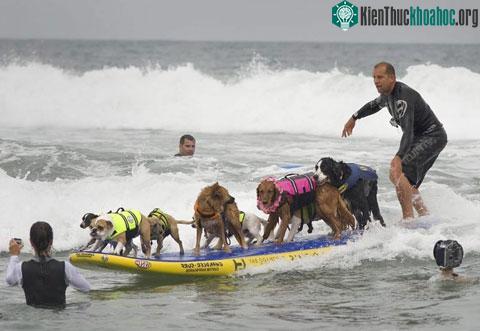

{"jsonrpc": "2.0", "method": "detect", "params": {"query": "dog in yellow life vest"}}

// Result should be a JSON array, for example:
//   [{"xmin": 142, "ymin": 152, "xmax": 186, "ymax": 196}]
[
  {"xmin": 88, "ymin": 209, "xmax": 156, "ymax": 258},
  {"xmin": 147, "ymin": 208, "xmax": 194, "ymax": 256}
]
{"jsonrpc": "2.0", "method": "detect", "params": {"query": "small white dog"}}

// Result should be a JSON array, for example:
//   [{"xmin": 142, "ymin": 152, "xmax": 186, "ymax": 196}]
[{"xmin": 203, "ymin": 212, "xmax": 274, "ymax": 249}]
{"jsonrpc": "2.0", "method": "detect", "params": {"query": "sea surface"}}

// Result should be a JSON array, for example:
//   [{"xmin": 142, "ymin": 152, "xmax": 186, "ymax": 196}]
[{"xmin": 0, "ymin": 40, "xmax": 479, "ymax": 330}]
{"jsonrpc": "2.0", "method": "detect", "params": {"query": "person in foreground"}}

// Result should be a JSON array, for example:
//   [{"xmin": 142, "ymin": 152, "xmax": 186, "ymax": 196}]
[
  {"xmin": 5, "ymin": 221, "xmax": 90, "ymax": 308},
  {"xmin": 175, "ymin": 134, "xmax": 196, "ymax": 156},
  {"xmin": 342, "ymin": 62, "xmax": 447, "ymax": 220}
]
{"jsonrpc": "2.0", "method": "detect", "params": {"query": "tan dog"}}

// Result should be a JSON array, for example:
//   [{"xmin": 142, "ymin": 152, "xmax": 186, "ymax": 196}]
[
  {"xmin": 193, "ymin": 183, "xmax": 248, "ymax": 255},
  {"xmin": 89, "ymin": 209, "xmax": 155, "ymax": 258},
  {"xmin": 148, "ymin": 208, "xmax": 194, "ymax": 256},
  {"xmin": 257, "ymin": 179, "xmax": 355, "ymax": 242}
]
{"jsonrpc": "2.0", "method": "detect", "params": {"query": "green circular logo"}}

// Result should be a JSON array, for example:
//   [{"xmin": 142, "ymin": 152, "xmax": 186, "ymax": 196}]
[{"xmin": 332, "ymin": 1, "xmax": 358, "ymax": 31}]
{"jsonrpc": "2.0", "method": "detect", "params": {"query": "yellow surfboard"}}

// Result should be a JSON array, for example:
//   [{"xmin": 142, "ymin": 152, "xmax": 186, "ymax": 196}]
[{"xmin": 70, "ymin": 234, "xmax": 351, "ymax": 276}]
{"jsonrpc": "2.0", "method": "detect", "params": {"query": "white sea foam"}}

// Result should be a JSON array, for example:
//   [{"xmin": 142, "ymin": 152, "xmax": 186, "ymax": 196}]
[
  {"xmin": 0, "ymin": 62, "xmax": 478, "ymax": 139},
  {"xmin": 1, "ymin": 164, "xmax": 479, "ymax": 273}
]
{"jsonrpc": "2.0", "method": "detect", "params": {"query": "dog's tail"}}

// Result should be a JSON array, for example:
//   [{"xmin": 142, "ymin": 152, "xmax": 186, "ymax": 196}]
[
  {"xmin": 176, "ymin": 220, "xmax": 195, "ymax": 225},
  {"xmin": 338, "ymin": 196, "xmax": 356, "ymax": 230}
]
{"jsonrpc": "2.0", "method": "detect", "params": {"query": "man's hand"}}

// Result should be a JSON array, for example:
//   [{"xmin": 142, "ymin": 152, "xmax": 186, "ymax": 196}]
[
  {"xmin": 9, "ymin": 239, "xmax": 23, "ymax": 256},
  {"xmin": 342, "ymin": 117, "xmax": 356, "ymax": 137}
]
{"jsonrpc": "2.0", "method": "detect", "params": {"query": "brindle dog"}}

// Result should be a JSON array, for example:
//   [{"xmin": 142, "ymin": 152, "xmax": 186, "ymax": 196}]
[{"xmin": 193, "ymin": 182, "xmax": 248, "ymax": 255}]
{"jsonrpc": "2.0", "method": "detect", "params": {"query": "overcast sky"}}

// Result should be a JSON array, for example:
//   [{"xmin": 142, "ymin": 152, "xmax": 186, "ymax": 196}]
[{"xmin": 0, "ymin": 0, "xmax": 478, "ymax": 43}]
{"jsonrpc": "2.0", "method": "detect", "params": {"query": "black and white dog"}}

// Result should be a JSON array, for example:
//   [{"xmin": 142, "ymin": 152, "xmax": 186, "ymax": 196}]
[{"xmin": 314, "ymin": 157, "xmax": 385, "ymax": 229}]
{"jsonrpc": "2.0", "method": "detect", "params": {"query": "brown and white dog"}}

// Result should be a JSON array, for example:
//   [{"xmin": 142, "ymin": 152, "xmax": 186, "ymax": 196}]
[
  {"xmin": 79, "ymin": 212, "xmax": 138, "ymax": 256},
  {"xmin": 88, "ymin": 209, "xmax": 155, "ymax": 258},
  {"xmin": 193, "ymin": 183, "xmax": 248, "ymax": 254},
  {"xmin": 257, "ymin": 176, "xmax": 355, "ymax": 243},
  {"xmin": 147, "ymin": 208, "xmax": 194, "ymax": 256}
]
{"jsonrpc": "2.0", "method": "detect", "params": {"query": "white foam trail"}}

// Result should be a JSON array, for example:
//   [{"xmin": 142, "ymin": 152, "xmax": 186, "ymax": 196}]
[{"xmin": 0, "ymin": 62, "xmax": 478, "ymax": 139}]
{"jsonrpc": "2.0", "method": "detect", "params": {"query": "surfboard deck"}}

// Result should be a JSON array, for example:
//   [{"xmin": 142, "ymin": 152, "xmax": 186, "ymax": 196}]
[
  {"xmin": 398, "ymin": 217, "xmax": 439, "ymax": 230},
  {"xmin": 70, "ymin": 233, "xmax": 355, "ymax": 276}
]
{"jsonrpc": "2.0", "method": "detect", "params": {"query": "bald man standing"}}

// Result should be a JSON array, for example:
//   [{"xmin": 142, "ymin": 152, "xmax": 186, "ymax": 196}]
[{"xmin": 342, "ymin": 62, "xmax": 447, "ymax": 221}]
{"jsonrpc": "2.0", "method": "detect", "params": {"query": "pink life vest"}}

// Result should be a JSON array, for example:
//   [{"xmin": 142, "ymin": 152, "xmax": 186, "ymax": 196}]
[
  {"xmin": 277, "ymin": 174, "xmax": 317, "ymax": 197},
  {"xmin": 257, "ymin": 174, "xmax": 317, "ymax": 214}
]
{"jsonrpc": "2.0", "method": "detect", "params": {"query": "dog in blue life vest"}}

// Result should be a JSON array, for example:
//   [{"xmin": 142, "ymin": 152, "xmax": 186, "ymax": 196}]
[{"xmin": 314, "ymin": 157, "xmax": 385, "ymax": 229}]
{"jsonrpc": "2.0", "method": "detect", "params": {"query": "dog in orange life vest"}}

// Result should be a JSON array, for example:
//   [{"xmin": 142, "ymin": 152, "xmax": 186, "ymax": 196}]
[
  {"xmin": 193, "ymin": 183, "xmax": 248, "ymax": 255},
  {"xmin": 257, "ymin": 174, "xmax": 355, "ymax": 243}
]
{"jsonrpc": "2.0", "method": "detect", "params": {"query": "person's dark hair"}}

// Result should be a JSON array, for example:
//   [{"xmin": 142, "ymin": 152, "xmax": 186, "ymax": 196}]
[
  {"xmin": 374, "ymin": 62, "xmax": 396, "ymax": 77},
  {"xmin": 179, "ymin": 134, "xmax": 195, "ymax": 145},
  {"xmin": 30, "ymin": 221, "xmax": 53, "ymax": 258}
]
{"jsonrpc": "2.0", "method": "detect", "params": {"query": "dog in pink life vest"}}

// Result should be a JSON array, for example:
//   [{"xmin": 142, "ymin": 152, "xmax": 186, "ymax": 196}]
[{"xmin": 256, "ymin": 173, "xmax": 355, "ymax": 243}]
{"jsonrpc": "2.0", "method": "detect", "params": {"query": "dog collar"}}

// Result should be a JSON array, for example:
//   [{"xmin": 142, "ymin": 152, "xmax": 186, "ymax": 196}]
[{"xmin": 194, "ymin": 202, "xmax": 220, "ymax": 220}]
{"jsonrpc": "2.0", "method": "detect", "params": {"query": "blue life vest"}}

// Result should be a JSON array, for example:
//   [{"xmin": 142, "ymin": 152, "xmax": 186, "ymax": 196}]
[{"xmin": 338, "ymin": 163, "xmax": 378, "ymax": 193}]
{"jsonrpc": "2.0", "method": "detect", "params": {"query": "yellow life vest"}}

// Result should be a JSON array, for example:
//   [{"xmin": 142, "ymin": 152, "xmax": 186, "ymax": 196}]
[
  {"xmin": 108, "ymin": 209, "xmax": 142, "ymax": 239},
  {"xmin": 239, "ymin": 211, "xmax": 245, "ymax": 223},
  {"xmin": 148, "ymin": 208, "xmax": 170, "ymax": 231}
]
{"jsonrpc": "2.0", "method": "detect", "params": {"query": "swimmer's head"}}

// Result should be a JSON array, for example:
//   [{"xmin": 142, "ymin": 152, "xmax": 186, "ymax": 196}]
[{"xmin": 433, "ymin": 240, "xmax": 463, "ymax": 269}]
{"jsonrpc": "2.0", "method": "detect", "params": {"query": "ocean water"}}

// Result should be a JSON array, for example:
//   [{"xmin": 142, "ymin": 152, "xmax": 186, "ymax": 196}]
[{"xmin": 0, "ymin": 40, "xmax": 479, "ymax": 330}]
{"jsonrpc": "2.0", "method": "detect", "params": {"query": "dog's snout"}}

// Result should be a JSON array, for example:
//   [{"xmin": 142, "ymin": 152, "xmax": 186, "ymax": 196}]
[{"xmin": 80, "ymin": 222, "xmax": 87, "ymax": 229}]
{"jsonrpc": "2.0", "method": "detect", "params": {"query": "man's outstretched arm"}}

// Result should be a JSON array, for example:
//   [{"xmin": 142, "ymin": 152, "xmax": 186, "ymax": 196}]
[{"xmin": 342, "ymin": 96, "xmax": 386, "ymax": 137}]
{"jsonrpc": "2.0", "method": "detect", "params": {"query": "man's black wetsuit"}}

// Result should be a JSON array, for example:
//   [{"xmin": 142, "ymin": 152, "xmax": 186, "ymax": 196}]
[{"xmin": 352, "ymin": 81, "xmax": 447, "ymax": 188}]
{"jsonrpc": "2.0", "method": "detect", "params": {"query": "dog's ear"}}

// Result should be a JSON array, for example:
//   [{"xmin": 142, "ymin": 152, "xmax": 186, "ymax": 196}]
[
  {"xmin": 340, "ymin": 161, "xmax": 352, "ymax": 178},
  {"xmin": 272, "ymin": 185, "xmax": 278, "ymax": 203},
  {"xmin": 329, "ymin": 162, "xmax": 344, "ymax": 185},
  {"xmin": 105, "ymin": 220, "xmax": 114, "ymax": 229}
]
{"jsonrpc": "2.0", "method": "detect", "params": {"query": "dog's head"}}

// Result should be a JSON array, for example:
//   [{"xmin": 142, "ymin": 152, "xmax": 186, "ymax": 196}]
[
  {"xmin": 256, "ymin": 180, "xmax": 279, "ymax": 207},
  {"xmin": 314, "ymin": 157, "xmax": 344, "ymax": 186},
  {"xmin": 195, "ymin": 182, "xmax": 231, "ymax": 216},
  {"xmin": 206, "ymin": 182, "xmax": 231, "ymax": 211},
  {"xmin": 80, "ymin": 213, "xmax": 99, "ymax": 229},
  {"xmin": 89, "ymin": 217, "xmax": 115, "ymax": 240}
]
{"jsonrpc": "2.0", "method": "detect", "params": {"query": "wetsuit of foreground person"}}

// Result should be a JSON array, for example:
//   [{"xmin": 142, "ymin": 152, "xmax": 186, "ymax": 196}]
[
  {"xmin": 342, "ymin": 62, "xmax": 447, "ymax": 220},
  {"xmin": 5, "ymin": 221, "xmax": 90, "ymax": 308},
  {"xmin": 175, "ymin": 134, "xmax": 196, "ymax": 156}
]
